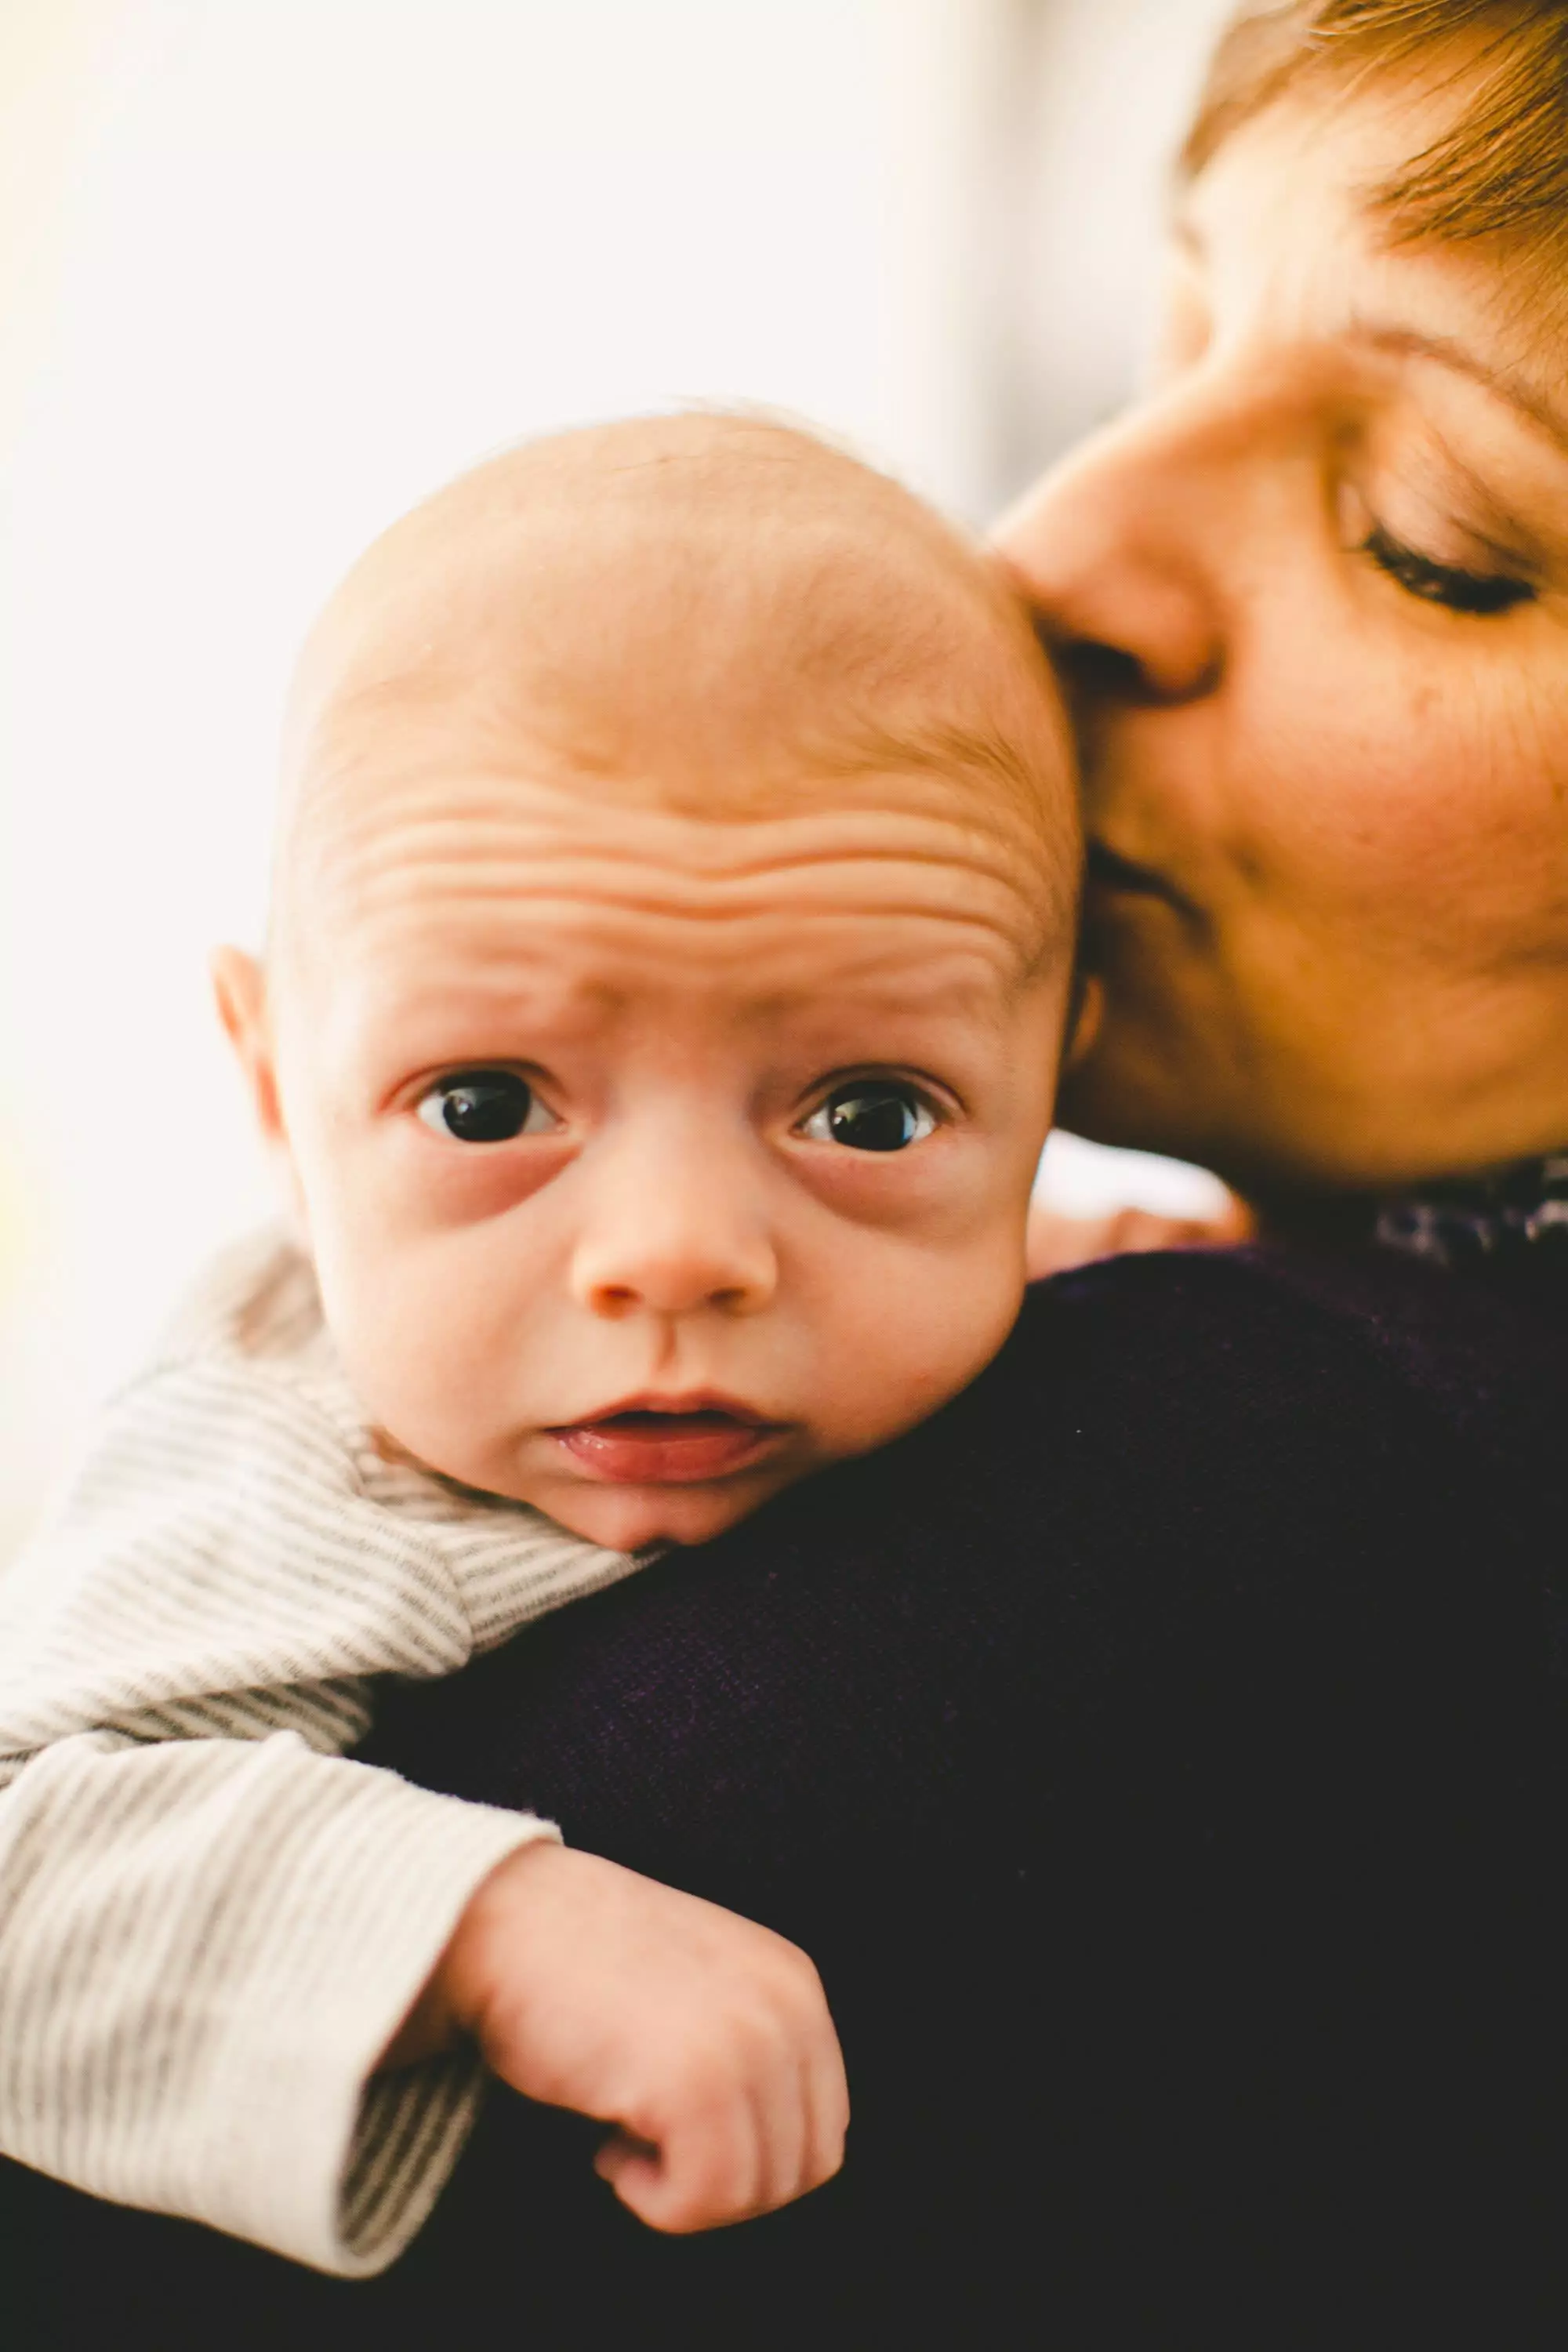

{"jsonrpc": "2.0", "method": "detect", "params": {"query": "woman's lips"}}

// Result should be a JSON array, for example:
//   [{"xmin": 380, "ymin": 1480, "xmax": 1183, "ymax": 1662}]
[
  {"xmin": 549, "ymin": 1407, "xmax": 788, "ymax": 1486},
  {"xmin": 1085, "ymin": 837, "xmax": 1196, "ymax": 915}
]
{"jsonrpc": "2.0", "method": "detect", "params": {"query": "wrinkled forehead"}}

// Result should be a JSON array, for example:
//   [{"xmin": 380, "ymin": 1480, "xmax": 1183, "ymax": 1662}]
[
  {"xmin": 281, "ymin": 775, "xmax": 1068, "ymax": 1102},
  {"xmin": 275, "ymin": 695, "xmax": 1075, "ymax": 1021},
  {"xmin": 270, "ymin": 421, "xmax": 1080, "ymax": 1023},
  {"xmin": 273, "ymin": 721, "xmax": 1073, "ymax": 1051}
]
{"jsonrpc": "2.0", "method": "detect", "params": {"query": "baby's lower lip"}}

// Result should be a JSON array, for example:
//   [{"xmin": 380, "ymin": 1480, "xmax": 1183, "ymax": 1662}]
[{"xmin": 549, "ymin": 1411, "xmax": 786, "ymax": 1486}]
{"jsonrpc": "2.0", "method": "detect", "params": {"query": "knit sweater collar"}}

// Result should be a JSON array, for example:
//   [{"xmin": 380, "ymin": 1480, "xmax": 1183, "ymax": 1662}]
[{"xmin": 1374, "ymin": 1154, "xmax": 1568, "ymax": 1270}]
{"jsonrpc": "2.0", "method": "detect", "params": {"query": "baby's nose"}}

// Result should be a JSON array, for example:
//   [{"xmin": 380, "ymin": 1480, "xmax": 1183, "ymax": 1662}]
[{"xmin": 568, "ymin": 1152, "xmax": 778, "ymax": 1321}]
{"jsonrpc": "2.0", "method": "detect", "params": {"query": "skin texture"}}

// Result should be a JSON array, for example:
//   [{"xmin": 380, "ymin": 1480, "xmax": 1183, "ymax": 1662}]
[
  {"xmin": 997, "ymin": 78, "xmax": 1568, "ymax": 1198},
  {"xmin": 215, "ymin": 413, "xmax": 1079, "ymax": 2231}
]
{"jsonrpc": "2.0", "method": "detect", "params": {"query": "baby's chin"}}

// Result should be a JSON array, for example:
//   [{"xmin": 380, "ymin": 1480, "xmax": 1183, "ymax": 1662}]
[
  {"xmin": 369, "ymin": 1421, "xmax": 808, "ymax": 1550},
  {"xmin": 534, "ymin": 1464, "xmax": 804, "ymax": 1553}
]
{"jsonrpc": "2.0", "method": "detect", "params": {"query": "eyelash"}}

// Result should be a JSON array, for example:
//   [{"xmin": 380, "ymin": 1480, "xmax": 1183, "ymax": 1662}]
[
  {"xmin": 798, "ymin": 1070, "xmax": 953, "ymax": 1121},
  {"xmin": 1359, "ymin": 523, "xmax": 1536, "ymax": 617}
]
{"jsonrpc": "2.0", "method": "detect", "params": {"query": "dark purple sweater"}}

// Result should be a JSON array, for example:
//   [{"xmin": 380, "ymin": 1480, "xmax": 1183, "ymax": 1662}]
[{"xmin": 9, "ymin": 1239, "xmax": 1568, "ymax": 2345}]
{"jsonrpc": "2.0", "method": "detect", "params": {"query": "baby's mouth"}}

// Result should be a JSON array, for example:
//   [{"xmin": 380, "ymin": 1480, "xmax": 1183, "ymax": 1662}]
[{"xmin": 547, "ymin": 1400, "xmax": 788, "ymax": 1486}]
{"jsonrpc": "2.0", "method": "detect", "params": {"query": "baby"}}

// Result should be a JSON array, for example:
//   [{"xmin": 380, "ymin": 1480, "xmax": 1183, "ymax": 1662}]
[{"xmin": 0, "ymin": 414, "xmax": 1083, "ymax": 2274}]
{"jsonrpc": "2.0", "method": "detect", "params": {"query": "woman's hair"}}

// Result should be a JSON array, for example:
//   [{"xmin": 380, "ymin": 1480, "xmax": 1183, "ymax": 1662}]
[{"xmin": 1185, "ymin": 2, "xmax": 1568, "ymax": 252}]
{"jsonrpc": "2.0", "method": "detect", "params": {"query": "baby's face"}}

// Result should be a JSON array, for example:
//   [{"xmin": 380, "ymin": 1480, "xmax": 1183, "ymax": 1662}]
[
  {"xmin": 227, "ymin": 417, "xmax": 1080, "ymax": 1549},
  {"xmin": 255, "ymin": 739, "xmax": 1067, "ymax": 1552}
]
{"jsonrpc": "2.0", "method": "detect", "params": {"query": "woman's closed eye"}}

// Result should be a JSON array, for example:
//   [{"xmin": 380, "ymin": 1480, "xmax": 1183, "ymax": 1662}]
[
  {"xmin": 1359, "ymin": 521, "xmax": 1537, "ymax": 617},
  {"xmin": 798, "ymin": 1081, "xmax": 938, "ymax": 1154},
  {"xmin": 416, "ymin": 1069, "xmax": 559, "ymax": 1144}
]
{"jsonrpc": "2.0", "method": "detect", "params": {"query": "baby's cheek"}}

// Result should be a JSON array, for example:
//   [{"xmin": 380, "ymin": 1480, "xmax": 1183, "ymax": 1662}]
[
  {"xmin": 389, "ymin": 1131, "xmax": 577, "ymax": 1227},
  {"xmin": 800, "ymin": 1137, "xmax": 1006, "ymax": 1238},
  {"xmin": 318, "ymin": 1258, "xmax": 510, "ymax": 1486},
  {"xmin": 810, "ymin": 1232, "xmax": 1027, "ymax": 1455}
]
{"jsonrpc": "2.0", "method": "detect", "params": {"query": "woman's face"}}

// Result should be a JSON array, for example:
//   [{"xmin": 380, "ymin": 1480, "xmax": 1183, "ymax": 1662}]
[{"xmin": 996, "ymin": 81, "xmax": 1568, "ymax": 1193}]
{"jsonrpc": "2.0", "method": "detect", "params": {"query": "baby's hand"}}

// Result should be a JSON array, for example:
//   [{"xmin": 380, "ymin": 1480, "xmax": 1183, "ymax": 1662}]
[
  {"xmin": 387, "ymin": 1843, "xmax": 848, "ymax": 2233},
  {"xmin": 1026, "ymin": 1192, "xmax": 1254, "ymax": 1280}
]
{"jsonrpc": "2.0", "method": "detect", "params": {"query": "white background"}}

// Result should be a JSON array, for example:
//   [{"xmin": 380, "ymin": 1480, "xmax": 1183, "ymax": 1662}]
[{"xmin": 0, "ymin": 0, "xmax": 1235, "ymax": 1556}]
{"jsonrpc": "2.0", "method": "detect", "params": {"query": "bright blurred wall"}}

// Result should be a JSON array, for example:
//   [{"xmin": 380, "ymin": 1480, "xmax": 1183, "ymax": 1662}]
[{"xmin": 0, "ymin": 0, "xmax": 1236, "ymax": 1556}]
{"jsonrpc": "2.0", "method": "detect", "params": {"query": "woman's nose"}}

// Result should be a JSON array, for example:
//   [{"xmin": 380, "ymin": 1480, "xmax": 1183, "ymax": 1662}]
[
  {"xmin": 568, "ymin": 1138, "xmax": 779, "ymax": 1321},
  {"xmin": 993, "ymin": 394, "xmax": 1229, "ymax": 709}
]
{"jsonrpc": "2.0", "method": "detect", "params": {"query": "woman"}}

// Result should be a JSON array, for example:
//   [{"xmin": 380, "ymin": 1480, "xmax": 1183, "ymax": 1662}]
[
  {"xmin": 12, "ymin": 3, "xmax": 1568, "ymax": 2339},
  {"xmin": 1017, "ymin": 0, "xmax": 1568, "ymax": 1211}
]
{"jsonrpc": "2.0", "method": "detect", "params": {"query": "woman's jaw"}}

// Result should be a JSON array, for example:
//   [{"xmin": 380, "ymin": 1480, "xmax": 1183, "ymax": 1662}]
[{"xmin": 997, "ymin": 77, "xmax": 1568, "ymax": 1198}]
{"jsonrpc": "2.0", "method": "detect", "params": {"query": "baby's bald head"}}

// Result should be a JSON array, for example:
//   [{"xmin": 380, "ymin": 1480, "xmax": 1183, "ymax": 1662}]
[{"xmin": 274, "ymin": 412, "xmax": 1078, "ymax": 985}]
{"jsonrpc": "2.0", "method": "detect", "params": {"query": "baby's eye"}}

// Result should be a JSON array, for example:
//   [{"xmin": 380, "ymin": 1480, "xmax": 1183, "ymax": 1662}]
[
  {"xmin": 416, "ymin": 1069, "xmax": 556, "ymax": 1144},
  {"xmin": 800, "ymin": 1082, "xmax": 937, "ymax": 1153}
]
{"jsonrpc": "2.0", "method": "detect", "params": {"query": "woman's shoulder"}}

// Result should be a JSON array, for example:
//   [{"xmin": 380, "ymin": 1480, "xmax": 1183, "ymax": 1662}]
[{"xmin": 997, "ymin": 1236, "xmax": 1568, "ymax": 1513}]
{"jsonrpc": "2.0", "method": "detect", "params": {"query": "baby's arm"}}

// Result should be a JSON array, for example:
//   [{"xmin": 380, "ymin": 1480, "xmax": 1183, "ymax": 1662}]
[
  {"xmin": 0, "ymin": 1730, "xmax": 535, "ymax": 2270},
  {"xmin": 0, "ymin": 1342, "xmax": 844, "ymax": 2269},
  {"xmin": 0, "ymin": 1349, "xmax": 564, "ymax": 2271}
]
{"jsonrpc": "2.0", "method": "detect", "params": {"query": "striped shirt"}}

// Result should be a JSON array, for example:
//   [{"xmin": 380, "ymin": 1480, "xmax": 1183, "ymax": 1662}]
[{"xmin": 0, "ymin": 1227, "xmax": 645, "ymax": 2274}]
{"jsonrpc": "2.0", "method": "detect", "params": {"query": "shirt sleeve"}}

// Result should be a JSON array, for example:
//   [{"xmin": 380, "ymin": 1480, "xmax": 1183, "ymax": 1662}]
[{"xmin": 0, "ymin": 1342, "xmax": 632, "ymax": 2275}]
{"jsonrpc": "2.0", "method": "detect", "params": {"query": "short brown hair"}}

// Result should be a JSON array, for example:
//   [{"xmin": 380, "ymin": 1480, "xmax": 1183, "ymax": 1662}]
[{"xmin": 1183, "ymin": 2, "xmax": 1568, "ymax": 253}]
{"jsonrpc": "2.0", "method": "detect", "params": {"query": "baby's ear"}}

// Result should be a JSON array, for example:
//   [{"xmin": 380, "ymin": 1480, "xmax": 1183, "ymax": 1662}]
[
  {"xmin": 210, "ymin": 946, "xmax": 287, "ymax": 1151},
  {"xmin": 1062, "ymin": 972, "xmax": 1104, "ymax": 1075}
]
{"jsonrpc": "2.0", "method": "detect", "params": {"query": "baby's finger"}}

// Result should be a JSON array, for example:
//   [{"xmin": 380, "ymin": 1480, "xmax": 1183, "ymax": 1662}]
[
  {"xmin": 671, "ymin": 2090, "xmax": 767, "ymax": 2230},
  {"xmin": 746, "ymin": 2054, "xmax": 809, "ymax": 2219},
  {"xmin": 593, "ymin": 2128, "xmax": 658, "ymax": 2204},
  {"xmin": 604, "ymin": 2095, "xmax": 760, "ymax": 2234},
  {"xmin": 593, "ymin": 2125, "xmax": 655, "ymax": 2177},
  {"xmin": 801, "ymin": 2027, "xmax": 851, "ymax": 2199}
]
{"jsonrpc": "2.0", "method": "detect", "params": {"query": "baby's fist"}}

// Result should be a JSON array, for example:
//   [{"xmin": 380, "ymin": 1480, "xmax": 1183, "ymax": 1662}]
[{"xmin": 424, "ymin": 1843, "xmax": 848, "ymax": 2232}]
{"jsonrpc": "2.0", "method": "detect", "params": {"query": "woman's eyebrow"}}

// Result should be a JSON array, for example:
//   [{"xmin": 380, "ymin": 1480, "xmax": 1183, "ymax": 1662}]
[
  {"xmin": 1346, "ymin": 320, "xmax": 1568, "ymax": 456},
  {"xmin": 1162, "ymin": 210, "xmax": 1568, "ymax": 457}
]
